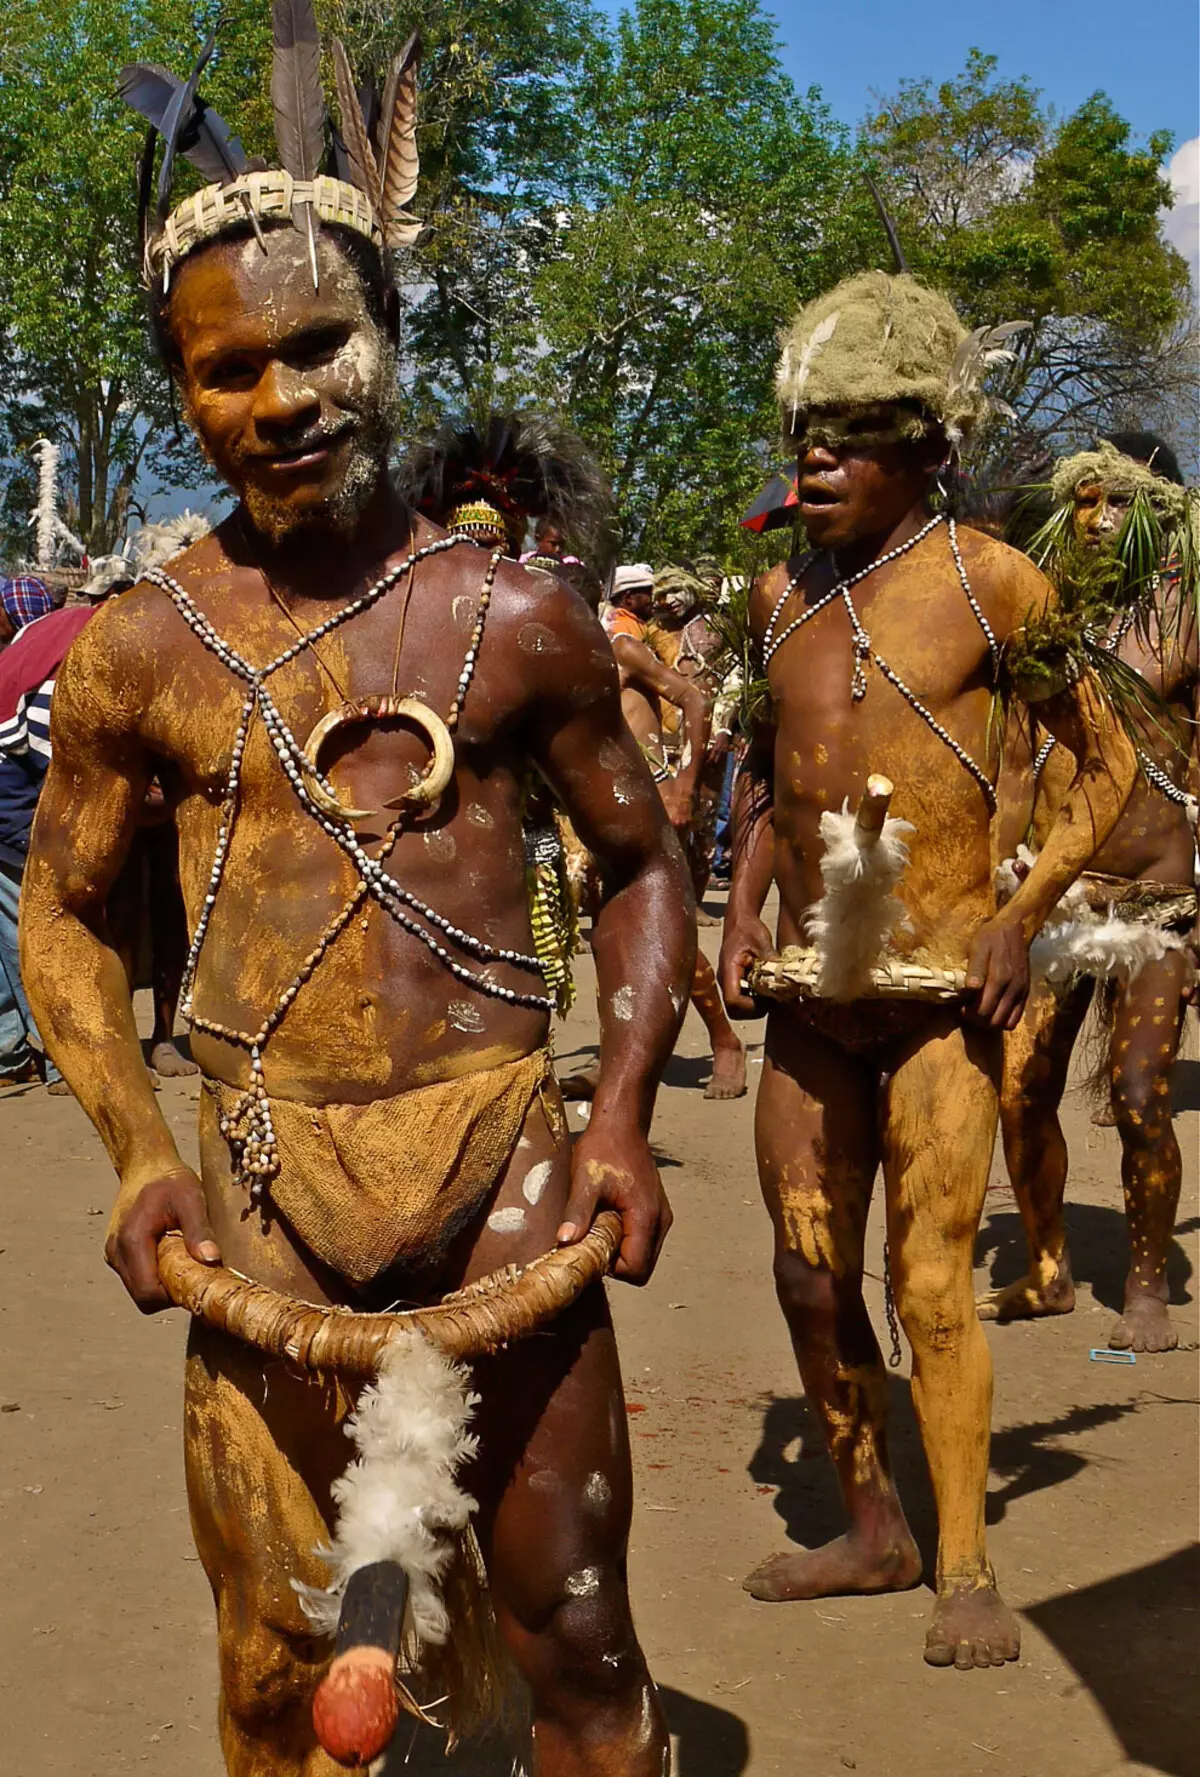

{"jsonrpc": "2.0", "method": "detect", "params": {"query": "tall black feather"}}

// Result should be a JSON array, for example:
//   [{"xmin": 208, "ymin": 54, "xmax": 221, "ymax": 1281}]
[
  {"xmin": 864, "ymin": 173, "xmax": 909, "ymax": 275},
  {"xmin": 271, "ymin": 0, "xmax": 326, "ymax": 179},
  {"xmin": 155, "ymin": 29, "xmax": 219, "ymax": 220},
  {"xmin": 135, "ymin": 125, "xmax": 158, "ymax": 272}
]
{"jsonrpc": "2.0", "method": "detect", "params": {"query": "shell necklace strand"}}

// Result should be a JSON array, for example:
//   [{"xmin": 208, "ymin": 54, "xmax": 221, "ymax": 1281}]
[
  {"xmin": 762, "ymin": 513, "xmax": 1000, "ymax": 812},
  {"xmin": 145, "ymin": 534, "xmax": 553, "ymax": 1202}
]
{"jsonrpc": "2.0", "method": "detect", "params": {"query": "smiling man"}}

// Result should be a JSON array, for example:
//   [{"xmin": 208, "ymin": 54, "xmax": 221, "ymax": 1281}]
[
  {"xmin": 17, "ymin": 37, "xmax": 692, "ymax": 1776},
  {"xmin": 718, "ymin": 272, "xmax": 1135, "ymax": 1669}
]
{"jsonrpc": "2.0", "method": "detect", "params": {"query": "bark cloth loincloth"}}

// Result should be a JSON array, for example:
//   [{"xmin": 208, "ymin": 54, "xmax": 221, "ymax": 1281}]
[{"xmin": 204, "ymin": 1048, "xmax": 563, "ymax": 1285}]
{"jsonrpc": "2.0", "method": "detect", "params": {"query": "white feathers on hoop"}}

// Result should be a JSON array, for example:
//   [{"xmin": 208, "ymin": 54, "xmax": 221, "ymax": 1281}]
[{"xmin": 804, "ymin": 795, "xmax": 914, "ymax": 1002}]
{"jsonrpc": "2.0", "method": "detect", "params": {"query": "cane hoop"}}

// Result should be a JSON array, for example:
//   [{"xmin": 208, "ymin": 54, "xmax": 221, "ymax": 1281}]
[
  {"xmin": 158, "ymin": 1211, "xmax": 622, "ymax": 1377},
  {"xmin": 301, "ymin": 696, "xmax": 457, "ymax": 825},
  {"xmin": 748, "ymin": 946, "xmax": 967, "ymax": 1003}
]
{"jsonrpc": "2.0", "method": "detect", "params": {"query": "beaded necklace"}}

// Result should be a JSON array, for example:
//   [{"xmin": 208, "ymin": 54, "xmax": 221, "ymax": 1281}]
[
  {"xmin": 145, "ymin": 533, "xmax": 554, "ymax": 1200},
  {"xmin": 1101, "ymin": 596, "xmax": 1197, "ymax": 816},
  {"xmin": 762, "ymin": 514, "xmax": 1000, "ymax": 812}
]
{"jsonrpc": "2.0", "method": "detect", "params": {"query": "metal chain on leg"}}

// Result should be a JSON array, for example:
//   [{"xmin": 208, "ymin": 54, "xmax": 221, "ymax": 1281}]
[{"xmin": 883, "ymin": 1238, "xmax": 903, "ymax": 1369}]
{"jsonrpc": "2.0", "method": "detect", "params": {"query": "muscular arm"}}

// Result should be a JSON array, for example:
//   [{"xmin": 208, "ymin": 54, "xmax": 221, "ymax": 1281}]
[
  {"xmin": 612, "ymin": 633, "xmax": 712, "ymax": 825},
  {"xmin": 530, "ymin": 596, "xmax": 697, "ymax": 1281},
  {"xmin": 19, "ymin": 608, "xmax": 218, "ymax": 1305}
]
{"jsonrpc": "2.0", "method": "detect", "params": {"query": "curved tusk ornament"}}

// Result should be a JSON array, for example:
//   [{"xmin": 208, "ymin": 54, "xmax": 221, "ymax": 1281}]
[{"xmin": 301, "ymin": 696, "xmax": 456, "ymax": 826}]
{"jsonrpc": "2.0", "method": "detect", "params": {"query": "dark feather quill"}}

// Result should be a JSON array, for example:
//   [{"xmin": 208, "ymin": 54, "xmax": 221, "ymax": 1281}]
[
  {"xmin": 135, "ymin": 125, "xmax": 158, "ymax": 271},
  {"xmin": 864, "ymin": 173, "xmax": 909, "ymax": 275},
  {"xmin": 331, "ymin": 38, "xmax": 378, "ymax": 199},
  {"xmin": 271, "ymin": 0, "xmax": 326, "ymax": 180},
  {"xmin": 155, "ymin": 30, "xmax": 218, "ymax": 220}
]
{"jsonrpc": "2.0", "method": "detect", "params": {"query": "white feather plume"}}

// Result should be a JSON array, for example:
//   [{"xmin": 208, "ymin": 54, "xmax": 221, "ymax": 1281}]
[
  {"xmin": 1031, "ymin": 914, "xmax": 1187, "ymax": 987},
  {"xmin": 293, "ymin": 1330, "xmax": 479, "ymax": 1646},
  {"xmin": 31, "ymin": 438, "xmax": 60, "ymax": 569},
  {"xmin": 945, "ymin": 320, "xmax": 1031, "ymax": 409},
  {"xmin": 805, "ymin": 799, "xmax": 914, "ymax": 1001},
  {"xmin": 791, "ymin": 311, "xmax": 839, "ymax": 395}
]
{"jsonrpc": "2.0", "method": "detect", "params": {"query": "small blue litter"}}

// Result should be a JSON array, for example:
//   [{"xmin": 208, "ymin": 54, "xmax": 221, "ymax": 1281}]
[{"xmin": 1089, "ymin": 1348, "xmax": 1136, "ymax": 1365}]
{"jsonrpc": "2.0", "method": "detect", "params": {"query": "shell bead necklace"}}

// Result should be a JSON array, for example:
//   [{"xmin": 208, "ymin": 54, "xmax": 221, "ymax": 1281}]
[{"xmin": 146, "ymin": 535, "xmax": 553, "ymax": 1200}]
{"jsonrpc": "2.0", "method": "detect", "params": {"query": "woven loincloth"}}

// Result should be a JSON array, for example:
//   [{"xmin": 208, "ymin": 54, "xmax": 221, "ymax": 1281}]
[
  {"xmin": 782, "ymin": 996, "xmax": 948, "ymax": 1057},
  {"xmin": 1078, "ymin": 872, "xmax": 1197, "ymax": 933},
  {"xmin": 205, "ymin": 1049, "xmax": 562, "ymax": 1285}
]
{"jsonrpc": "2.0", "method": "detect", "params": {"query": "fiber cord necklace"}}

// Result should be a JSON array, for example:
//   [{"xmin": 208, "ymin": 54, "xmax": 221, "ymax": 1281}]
[
  {"xmin": 762, "ymin": 515, "xmax": 1000, "ymax": 811},
  {"xmin": 146, "ymin": 533, "xmax": 553, "ymax": 1200}
]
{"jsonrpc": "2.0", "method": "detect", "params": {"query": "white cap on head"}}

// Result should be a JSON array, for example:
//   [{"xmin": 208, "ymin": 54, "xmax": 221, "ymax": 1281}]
[{"xmin": 612, "ymin": 562, "xmax": 654, "ymax": 599}]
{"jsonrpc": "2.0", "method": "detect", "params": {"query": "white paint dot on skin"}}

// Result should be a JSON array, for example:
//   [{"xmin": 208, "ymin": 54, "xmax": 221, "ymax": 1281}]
[
  {"xmin": 488, "ymin": 1206, "xmax": 526, "ymax": 1235},
  {"xmin": 522, "ymin": 1160, "xmax": 553, "ymax": 1206},
  {"xmin": 452, "ymin": 594, "xmax": 476, "ymax": 629},
  {"xmin": 599, "ymin": 739, "xmax": 626, "ymax": 772},
  {"xmin": 564, "ymin": 1565, "xmax": 602, "ymax": 1598},
  {"xmin": 668, "ymin": 985, "xmax": 683, "ymax": 1015},
  {"xmin": 448, "ymin": 1000, "xmax": 485, "ymax": 1034},
  {"xmin": 527, "ymin": 1468, "xmax": 563, "ymax": 1495},
  {"xmin": 466, "ymin": 802, "xmax": 494, "ymax": 829},
  {"xmin": 519, "ymin": 621, "xmax": 563, "ymax": 656},
  {"xmin": 612, "ymin": 985, "xmax": 635, "ymax": 1022},
  {"xmin": 584, "ymin": 1470, "xmax": 612, "ymax": 1512},
  {"xmin": 423, "ymin": 828, "xmax": 456, "ymax": 861}
]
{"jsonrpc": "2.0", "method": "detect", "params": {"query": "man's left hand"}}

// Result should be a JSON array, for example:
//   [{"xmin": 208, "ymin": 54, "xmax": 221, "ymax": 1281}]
[
  {"xmin": 557, "ymin": 1124, "xmax": 673, "ymax": 1284},
  {"xmin": 965, "ymin": 918, "xmax": 1030, "ymax": 1031}
]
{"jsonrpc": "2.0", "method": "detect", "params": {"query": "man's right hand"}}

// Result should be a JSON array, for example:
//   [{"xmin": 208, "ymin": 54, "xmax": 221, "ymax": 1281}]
[
  {"xmin": 719, "ymin": 913, "xmax": 773, "ymax": 1017},
  {"xmin": 105, "ymin": 1168, "xmax": 220, "ymax": 1313}
]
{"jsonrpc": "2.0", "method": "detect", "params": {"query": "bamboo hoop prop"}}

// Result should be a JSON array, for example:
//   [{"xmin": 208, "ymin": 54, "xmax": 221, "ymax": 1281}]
[
  {"xmin": 157, "ymin": 1210, "xmax": 622, "ymax": 1375},
  {"xmin": 158, "ymin": 1212, "xmax": 622, "ymax": 1765},
  {"xmin": 748, "ymin": 945, "xmax": 968, "ymax": 1003}
]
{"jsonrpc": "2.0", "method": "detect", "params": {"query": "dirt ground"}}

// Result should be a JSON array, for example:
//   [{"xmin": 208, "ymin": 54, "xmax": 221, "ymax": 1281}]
[{"xmin": 1, "ymin": 898, "xmax": 1196, "ymax": 1777}]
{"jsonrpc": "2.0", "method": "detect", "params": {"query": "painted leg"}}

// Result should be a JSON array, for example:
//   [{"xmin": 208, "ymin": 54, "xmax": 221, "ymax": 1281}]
[
  {"xmin": 455, "ymin": 1097, "xmax": 668, "ymax": 1775},
  {"xmin": 979, "ymin": 979, "xmax": 1091, "ymax": 1322},
  {"xmin": 691, "ymin": 951, "xmax": 746, "ymax": 1099},
  {"xmin": 1107, "ymin": 953, "xmax": 1188, "ymax": 1353},
  {"xmin": 743, "ymin": 1012, "xmax": 921, "ymax": 1603},
  {"xmin": 883, "ymin": 1018, "xmax": 1019, "ymax": 1670},
  {"xmin": 185, "ymin": 1323, "xmax": 353, "ymax": 1776}
]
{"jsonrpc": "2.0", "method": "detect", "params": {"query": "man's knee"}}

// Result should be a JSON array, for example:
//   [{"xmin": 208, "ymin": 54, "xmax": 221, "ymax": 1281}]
[
  {"xmin": 1111, "ymin": 1062, "xmax": 1173, "ymax": 1140},
  {"xmin": 894, "ymin": 1256, "xmax": 973, "ymax": 1354},
  {"xmin": 772, "ymin": 1244, "xmax": 841, "ymax": 1323},
  {"xmin": 217, "ymin": 1588, "xmax": 320, "ymax": 1738},
  {"xmin": 508, "ymin": 1568, "xmax": 643, "ymax": 1707}
]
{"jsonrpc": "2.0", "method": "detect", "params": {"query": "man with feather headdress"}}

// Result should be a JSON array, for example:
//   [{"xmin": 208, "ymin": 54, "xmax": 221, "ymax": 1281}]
[
  {"xmin": 718, "ymin": 270, "xmax": 1136, "ymax": 1669},
  {"xmin": 981, "ymin": 434, "xmax": 1198, "ymax": 1354},
  {"xmin": 18, "ymin": 10, "xmax": 688, "ymax": 1772}
]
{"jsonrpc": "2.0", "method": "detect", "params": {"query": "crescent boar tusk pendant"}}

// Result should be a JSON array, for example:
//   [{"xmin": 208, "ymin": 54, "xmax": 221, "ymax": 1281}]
[{"xmin": 301, "ymin": 695, "xmax": 456, "ymax": 825}]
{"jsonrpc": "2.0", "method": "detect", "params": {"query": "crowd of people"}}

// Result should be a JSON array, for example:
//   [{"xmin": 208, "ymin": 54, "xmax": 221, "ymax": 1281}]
[{"xmin": 3, "ymin": 7, "xmax": 1196, "ymax": 1773}]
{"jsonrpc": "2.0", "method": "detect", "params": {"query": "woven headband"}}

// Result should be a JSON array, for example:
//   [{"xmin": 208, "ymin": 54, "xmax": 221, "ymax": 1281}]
[{"xmin": 148, "ymin": 170, "xmax": 382, "ymax": 290}]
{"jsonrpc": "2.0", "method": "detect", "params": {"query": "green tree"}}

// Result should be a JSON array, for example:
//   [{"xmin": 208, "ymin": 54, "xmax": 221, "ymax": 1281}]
[
  {"xmin": 863, "ymin": 54, "xmax": 1195, "ymax": 453},
  {"xmin": 0, "ymin": 0, "xmax": 273, "ymax": 558}
]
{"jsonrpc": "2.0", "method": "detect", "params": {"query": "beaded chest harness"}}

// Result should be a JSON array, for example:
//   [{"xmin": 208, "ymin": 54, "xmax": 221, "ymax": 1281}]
[
  {"xmin": 762, "ymin": 515, "xmax": 1000, "ymax": 812},
  {"xmin": 145, "ymin": 533, "xmax": 554, "ymax": 1201}
]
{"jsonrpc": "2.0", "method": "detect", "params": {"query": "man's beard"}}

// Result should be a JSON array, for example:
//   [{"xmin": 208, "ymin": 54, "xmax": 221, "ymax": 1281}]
[{"xmin": 242, "ymin": 391, "xmax": 399, "ymax": 546}]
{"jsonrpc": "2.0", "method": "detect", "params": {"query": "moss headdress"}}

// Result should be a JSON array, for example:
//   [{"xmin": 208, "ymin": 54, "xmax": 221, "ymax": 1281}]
[
  {"xmin": 119, "ymin": 1, "xmax": 422, "ymax": 291},
  {"xmin": 776, "ymin": 271, "xmax": 1028, "ymax": 448}
]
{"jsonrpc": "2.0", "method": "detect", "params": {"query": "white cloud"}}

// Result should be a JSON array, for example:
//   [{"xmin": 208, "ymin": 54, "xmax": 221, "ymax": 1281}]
[{"xmin": 1161, "ymin": 136, "xmax": 1199, "ymax": 294}]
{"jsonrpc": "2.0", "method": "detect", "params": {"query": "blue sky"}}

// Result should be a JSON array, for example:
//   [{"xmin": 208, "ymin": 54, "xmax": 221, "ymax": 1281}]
[{"xmin": 600, "ymin": 0, "xmax": 1198, "ymax": 150}]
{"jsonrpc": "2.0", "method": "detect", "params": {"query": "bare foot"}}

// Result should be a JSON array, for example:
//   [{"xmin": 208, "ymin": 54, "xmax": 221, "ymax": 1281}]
[
  {"xmin": 977, "ymin": 1265, "xmax": 1074, "ymax": 1323},
  {"xmin": 46, "ymin": 1079, "xmax": 73, "ymax": 1097},
  {"xmin": 744, "ymin": 1528, "xmax": 922, "ymax": 1602},
  {"xmin": 558, "ymin": 1059, "xmax": 600, "ymax": 1102},
  {"xmin": 704, "ymin": 1042, "xmax": 747, "ymax": 1100},
  {"xmin": 695, "ymin": 907, "xmax": 721, "ymax": 928},
  {"xmin": 924, "ymin": 1580, "xmax": 1021, "ymax": 1670},
  {"xmin": 150, "ymin": 1039, "xmax": 199, "ymax": 1078},
  {"xmin": 1109, "ymin": 1292, "xmax": 1177, "ymax": 1353}
]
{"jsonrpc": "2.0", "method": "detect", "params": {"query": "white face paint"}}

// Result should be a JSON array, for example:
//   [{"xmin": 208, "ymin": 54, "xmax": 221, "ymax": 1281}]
[
  {"xmin": 611, "ymin": 985, "xmax": 635, "ymax": 1022},
  {"xmin": 488, "ymin": 1205, "xmax": 526, "ymax": 1235},
  {"xmin": 522, "ymin": 1160, "xmax": 553, "ymax": 1206},
  {"xmin": 564, "ymin": 1565, "xmax": 602, "ymax": 1598}
]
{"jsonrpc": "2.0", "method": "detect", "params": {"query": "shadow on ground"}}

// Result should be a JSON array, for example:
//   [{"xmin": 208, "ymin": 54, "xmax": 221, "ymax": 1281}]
[
  {"xmin": 382, "ymin": 1684, "xmax": 749, "ymax": 1774},
  {"xmin": 977, "ymin": 1205, "xmax": 1197, "ymax": 1314},
  {"xmin": 1024, "ymin": 1543, "xmax": 1200, "ymax": 1777}
]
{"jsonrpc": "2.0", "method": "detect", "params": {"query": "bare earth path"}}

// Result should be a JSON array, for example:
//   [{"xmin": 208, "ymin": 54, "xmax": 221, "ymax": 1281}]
[{"xmin": 1, "ymin": 900, "xmax": 1196, "ymax": 1777}]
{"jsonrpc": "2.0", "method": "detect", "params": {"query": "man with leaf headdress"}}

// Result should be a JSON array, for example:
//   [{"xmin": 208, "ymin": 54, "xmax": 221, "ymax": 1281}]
[
  {"xmin": 18, "ymin": 8, "xmax": 688, "ymax": 1772},
  {"xmin": 718, "ymin": 270, "xmax": 1136, "ymax": 1669},
  {"xmin": 981, "ymin": 435, "xmax": 1198, "ymax": 1353}
]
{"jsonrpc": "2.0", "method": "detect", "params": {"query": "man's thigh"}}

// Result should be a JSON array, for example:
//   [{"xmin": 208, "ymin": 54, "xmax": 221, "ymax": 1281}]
[{"xmin": 882, "ymin": 1016, "xmax": 1001, "ymax": 1251}]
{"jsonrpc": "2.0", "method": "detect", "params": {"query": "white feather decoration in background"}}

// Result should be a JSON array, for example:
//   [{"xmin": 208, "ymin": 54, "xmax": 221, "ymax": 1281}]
[
  {"xmin": 997, "ymin": 849, "xmax": 1191, "ymax": 987},
  {"xmin": 805, "ymin": 776, "xmax": 913, "ymax": 1001},
  {"xmin": 31, "ymin": 438, "xmax": 60, "ymax": 569}
]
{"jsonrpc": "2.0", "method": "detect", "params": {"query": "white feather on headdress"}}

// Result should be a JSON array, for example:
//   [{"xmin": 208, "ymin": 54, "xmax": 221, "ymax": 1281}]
[
  {"xmin": 32, "ymin": 439, "xmax": 60, "ymax": 570},
  {"xmin": 944, "ymin": 320, "xmax": 1030, "ymax": 444}
]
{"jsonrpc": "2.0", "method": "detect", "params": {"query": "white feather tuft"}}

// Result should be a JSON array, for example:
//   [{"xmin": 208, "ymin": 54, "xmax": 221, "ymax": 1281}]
[
  {"xmin": 804, "ymin": 799, "xmax": 914, "ymax": 1001},
  {"xmin": 791, "ymin": 312, "xmax": 840, "ymax": 395},
  {"xmin": 293, "ymin": 1330, "xmax": 479, "ymax": 1646},
  {"xmin": 32, "ymin": 439, "xmax": 60, "ymax": 569},
  {"xmin": 1031, "ymin": 913, "xmax": 1187, "ymax": 986}
]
